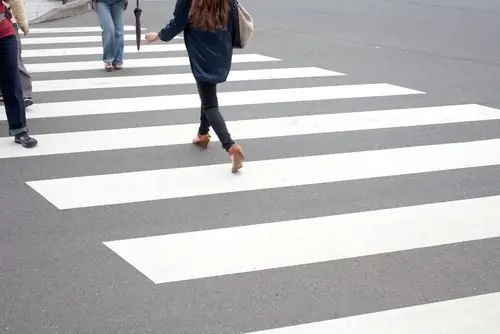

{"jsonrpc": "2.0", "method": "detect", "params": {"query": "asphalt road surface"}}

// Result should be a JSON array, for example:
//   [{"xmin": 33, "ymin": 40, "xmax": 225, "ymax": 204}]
[{"xmin": 1, "ymin": 0, "xmax": 500, "ymax": 332}]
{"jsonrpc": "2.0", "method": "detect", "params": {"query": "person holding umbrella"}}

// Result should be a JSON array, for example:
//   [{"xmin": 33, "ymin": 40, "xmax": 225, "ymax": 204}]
[
  {"xmin": 92, "ymin": 0, "xmax": 128, "ymax": 71},
  {"xmin": 144, "ymin": 0, "xmax": 245, "ymax": 173}
]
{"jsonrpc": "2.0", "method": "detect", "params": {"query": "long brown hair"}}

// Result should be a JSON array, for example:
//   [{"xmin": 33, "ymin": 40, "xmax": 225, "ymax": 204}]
[{"xmin": 188, "ymin": 0, "xmax": 230, "ymax": 31}]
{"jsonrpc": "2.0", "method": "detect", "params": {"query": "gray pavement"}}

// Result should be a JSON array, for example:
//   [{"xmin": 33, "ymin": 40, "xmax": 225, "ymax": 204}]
[
  {"xmin": 1, "ymin": 0, "xmax": 500, "ymax": 332},
  {"xmin": 24, "ymin": 0, "xmax": 61, "ymax": 22},
  {"xmin": 24, "ymin": 0, "xmax": 91, "ymax": 24}
]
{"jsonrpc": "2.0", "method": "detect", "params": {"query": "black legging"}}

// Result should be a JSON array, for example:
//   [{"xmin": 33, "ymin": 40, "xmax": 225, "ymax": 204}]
[{"xmin": 196, "ymin": 81, "xmax": 235, "ymax": 151}]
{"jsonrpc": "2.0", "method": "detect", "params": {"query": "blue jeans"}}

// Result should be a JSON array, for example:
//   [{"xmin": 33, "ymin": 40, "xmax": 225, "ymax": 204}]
[
  {"xmin": 0, "ymin": 23, "xmax": 32, "ymax": 99},
  {"xmin": 95, "ymin": 0, "xmax": 125, "ymax": 64},
  {"xmin": 0, "ymin": 35, "xmax": 28, "ymax": 136}
]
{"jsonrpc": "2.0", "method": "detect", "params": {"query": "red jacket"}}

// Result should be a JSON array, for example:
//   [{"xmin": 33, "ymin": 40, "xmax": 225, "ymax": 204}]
[{"xmin": 0, "ymin": 2, "xmax": 15, "ymax": 39}]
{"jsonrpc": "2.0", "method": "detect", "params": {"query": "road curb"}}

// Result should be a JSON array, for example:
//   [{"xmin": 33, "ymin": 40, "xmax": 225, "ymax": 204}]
[{"xmin": 30, "ymin": 0, "xmax": 93, "ymax": 24}]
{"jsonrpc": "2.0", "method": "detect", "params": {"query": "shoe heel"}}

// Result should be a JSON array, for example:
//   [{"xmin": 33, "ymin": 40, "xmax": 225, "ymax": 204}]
[{"xmin": 229, "ymin": 145, "xmax": 244, "ymax": 173}]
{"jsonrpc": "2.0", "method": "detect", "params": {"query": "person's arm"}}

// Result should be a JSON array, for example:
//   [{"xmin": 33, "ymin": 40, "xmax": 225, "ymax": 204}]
[
  {"xmin": 5, "ymin": 0, "xmax": 28, "ymax": 35},
  {"xmin": 158, "ymin": 0, "xmax": 189, "ymax": 42}
]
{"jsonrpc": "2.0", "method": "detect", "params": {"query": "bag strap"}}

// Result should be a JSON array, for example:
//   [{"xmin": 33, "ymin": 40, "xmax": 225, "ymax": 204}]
[
  {"xmin": 1, "ymin": 2, "xmax": 13, "ymax": 21},
  {"xmin": 231, "ymin": 0, "xmax": 242, "ymax": 48}
]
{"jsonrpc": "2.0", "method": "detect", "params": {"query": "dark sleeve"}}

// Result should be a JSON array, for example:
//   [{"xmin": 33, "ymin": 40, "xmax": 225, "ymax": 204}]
[{"xmin": 158, "ymin": 0, "xmax": 190, "ymax": 42}]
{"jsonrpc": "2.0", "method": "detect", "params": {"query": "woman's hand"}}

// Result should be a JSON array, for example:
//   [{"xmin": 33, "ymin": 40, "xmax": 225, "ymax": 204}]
[
  {"xmin": 145, "ymin": 32, "xmax": 159, "ymax": 43},
  {"xmin": 19, "ymin": 23, "xmax": 29, "ymax": 36}
]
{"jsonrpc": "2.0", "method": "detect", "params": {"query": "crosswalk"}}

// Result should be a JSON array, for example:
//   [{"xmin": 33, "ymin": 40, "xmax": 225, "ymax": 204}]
[{"xmin": 2, "ymin": 24, "xmax": 500, "ymax": 332}]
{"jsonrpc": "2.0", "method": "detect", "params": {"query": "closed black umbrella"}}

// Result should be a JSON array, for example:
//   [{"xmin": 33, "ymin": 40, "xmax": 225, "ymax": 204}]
[{"xmin": 134, "ymin": 0, "xmax": 142, "ymax": 51}]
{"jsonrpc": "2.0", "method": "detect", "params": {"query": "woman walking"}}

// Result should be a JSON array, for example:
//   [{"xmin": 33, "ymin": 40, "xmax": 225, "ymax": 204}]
[
  {"xmin": 92, "ymin": 0, "xmax": 127, "ymax": 71},
  {"xmin": 145, "ymin": 0, "xmax": 244, "ymax": 172},
  {"xmin": 0, "ymin": 0, "xmax": 37, "ymax": 148}
]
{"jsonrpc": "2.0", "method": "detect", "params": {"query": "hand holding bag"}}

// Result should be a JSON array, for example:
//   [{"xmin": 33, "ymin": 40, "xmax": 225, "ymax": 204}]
[{"xmin": 232, "ymin": 0, "xmax": 253, "ymax": 48}]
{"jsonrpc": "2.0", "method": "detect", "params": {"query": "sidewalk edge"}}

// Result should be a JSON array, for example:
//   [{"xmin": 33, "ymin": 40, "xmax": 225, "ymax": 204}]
[{"xmin": 29, "ymin": 0, "xmax": 92, "ymax": 24}]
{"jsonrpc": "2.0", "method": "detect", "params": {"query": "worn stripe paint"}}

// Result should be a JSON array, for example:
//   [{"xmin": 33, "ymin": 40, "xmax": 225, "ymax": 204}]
[
  {"xmin": 103, "ymin": 195, "xmax": 500, "ymax": 283},
  {"xmin": 0, "ymin": 84, "xmax": 423, "ymax": 120},
  {"xmin": 245, "ymin": 292, "xmax": 500, "ymax": 333},
  {"xmin": 27, "ymin": 26, "xmax": 142, "ymax": 33},
  {"xmin": 26, "ymin": 139, "xmax": 500, "ymax": 209},
  {"xmin": 1, "ymin": 104, "xmax": 498, "ymax": 159},
  {"xmin": 21, "ymin": 44, "xmax": 186, "ymax": 58},
  {"xmin": 25, "ymin": 54, "xmax": 281, "ymax": 73},
  {"xmin": 22, "ymin": 34, "xmax": 181, "ymax": 45},
  {"xmin": 32, "ymin": 67, "xmax": 344, "ymax": 92}
]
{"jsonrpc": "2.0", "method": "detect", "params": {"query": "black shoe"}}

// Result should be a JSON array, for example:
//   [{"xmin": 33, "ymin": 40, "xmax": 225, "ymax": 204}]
[
  {"xmin": 0, "ymin": 97, "xmax": 32, "ymax": 107},
  {"xmin": 14, "ymin": 132, "xmax": 38, "ymax": 148},
  {"xmin": 24, "ymin": 98, "xmax": 33, "ymax": 108}
]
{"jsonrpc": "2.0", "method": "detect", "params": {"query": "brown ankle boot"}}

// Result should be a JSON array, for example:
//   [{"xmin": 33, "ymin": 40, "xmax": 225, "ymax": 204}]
[
  {"xmin": 192, "ymin": 133, "xmax": 210, "ymax": 149},
  {"xmin": 228, "ymin": 144, "xmax": 244, "ymax": 172}
]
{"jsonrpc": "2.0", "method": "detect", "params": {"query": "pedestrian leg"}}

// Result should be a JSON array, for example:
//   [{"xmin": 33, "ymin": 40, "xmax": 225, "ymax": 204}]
[
  {"xmin": 95, "ymin": 1, "xmax": 116, "ymax": 71},
  {"xmin": 0, "ymin": 24, "xmax": 32, "ymax": 106},
  {"xmin": 0, "ymin": 35, "xmax": 37, "ymax": 148},
  {"xmin": 192, "ymin": 102, "xmax": 212, "ymax": 148},
  {"xmin": 110, "ymin": 0, "xmax": 125, "ymax": 68},
  {"xmin": 196, "ymin": 81, "xmax": 244, "ymax": 172},
  {"xmin": 14, "ymin": 23, "xmax": 33, "ymax": 107}
]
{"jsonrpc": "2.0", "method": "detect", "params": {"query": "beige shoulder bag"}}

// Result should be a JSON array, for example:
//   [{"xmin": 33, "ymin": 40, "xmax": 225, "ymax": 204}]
[{"xmin": 232, "ymin": 0, "xmax": 253, "ymax": 48}]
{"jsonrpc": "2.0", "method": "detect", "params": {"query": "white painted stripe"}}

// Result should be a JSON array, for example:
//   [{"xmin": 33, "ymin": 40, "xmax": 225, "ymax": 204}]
[
  {"xmin": 25, "ymin": 54, "xmax": 280, "ymax": 73},
  {"xmin": 32, "ymin": 67, "xmax": 344, "ymax": 92},
  {"xmin": 27, "ymin": 26, "xmax": 142, "ymax": 33},
  {"xmin": 26, "ymin": 139, "xmax": 500, "ymax": 210},
  {"xmin": 0, "ymin": 84, "xmax": 423, "ymax": 120},
  {"xmin": 22, "ymin": 44, "xmax": 186, "ymax": 58},
  {"xmin": 22, "ymin": 34, "xmax": 181, "ymax": 45},
  {"xmin": 103, "ymin": 195, "xmax": 500, "ymax": 283},
  {"xmin": 245, "ymin": 292, "xmax": 500, "ymax": 333},
  {"xmin": 1, "ymin": 104, "xmax": 498, "ymax": 159}
]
